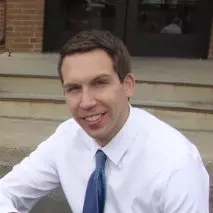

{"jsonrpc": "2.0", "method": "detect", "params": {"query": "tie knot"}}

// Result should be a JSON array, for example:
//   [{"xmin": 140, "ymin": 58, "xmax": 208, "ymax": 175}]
[{"xmin": 96, "ymin": 150, "xmax": 107, "ymax": 170}]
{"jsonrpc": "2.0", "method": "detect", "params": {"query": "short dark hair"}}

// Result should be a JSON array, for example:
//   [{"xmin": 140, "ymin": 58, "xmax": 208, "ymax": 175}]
[{"xmin": 58, "ymin": 30, "xmax": 131, "ymax": 83}]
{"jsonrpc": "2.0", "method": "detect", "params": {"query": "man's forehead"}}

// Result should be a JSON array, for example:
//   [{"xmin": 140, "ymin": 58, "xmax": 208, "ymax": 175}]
[
  {"xmin": 61, "ymin": 50, "xmax": 116, "ymax": 84},
  {"xmin": 63, "ymin": 49, "xmax": 112, "ymax": 62},
  {"xmin": 63, "ymin": 73, "xmax": 113, "ymax": 85}
]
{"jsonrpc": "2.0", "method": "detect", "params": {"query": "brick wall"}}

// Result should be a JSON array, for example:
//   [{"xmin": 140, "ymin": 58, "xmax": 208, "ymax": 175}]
[
  {"xmin": 208, "ymin": 19, "xmax": 213, "ymax": 58},
  {"xmin": 5, "ymin": 0, "xmax": 44, "ymax": 52},
  {"xmin": 0, "ymin": 0, "xmax": 5, "ymax": 43}
]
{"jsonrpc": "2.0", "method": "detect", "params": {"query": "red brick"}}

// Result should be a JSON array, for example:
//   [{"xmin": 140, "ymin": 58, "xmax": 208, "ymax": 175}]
[
  {"xmin": 35, "ymin": 32, "xmax": 42, "ymax": 37},
  {"xmin": 22, "ymin": 32, "xmax": 35, "ymax": 37},
  {"xmin": 13, "ymin": 27, "xmax": 31, "ymax": 33},
  {"xmin": 208, "ymin": 19, "xmax": 213, "ymax": 58},
  {"xmin": 34, "ymin": 43, "xmax": 42, "ymax": 48},
  {"xmin": 30, "ymin": 37, "xmax": 42, "ymax": 43},
  {"xmin": 7, "ymin": 29, "xmax": 20, "ymax": 35},
  {"xmin": 5, "ymin": 0, "xmax": 44, "ymax": 52},
  {"xmin": 12, "ymin": 38, "xmax": 30, "ymax": 43},
  {"xmin": 12, "ymin": 43, "xmax": 33, "ymax": 49},
  {"xmin": 0, "ymin": 1, "xmax": 5, "ymax": 41}
]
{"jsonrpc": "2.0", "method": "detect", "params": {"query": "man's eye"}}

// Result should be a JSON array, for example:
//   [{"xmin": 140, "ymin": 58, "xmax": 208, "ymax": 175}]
[
  {"xmin": 65, "ymin": 87, "xmax": 80, "ymax": 93},
  {"xmin": 95, "ymin": 81, "xmax": 108, "ymax": 86}
]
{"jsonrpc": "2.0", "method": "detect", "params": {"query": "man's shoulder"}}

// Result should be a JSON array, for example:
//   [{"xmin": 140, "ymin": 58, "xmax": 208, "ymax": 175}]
[
  {"xmin": 132, "ymin": 107, "xmax": 200, "ymax": 168},
  {"xmin": 148, "ymin": 123, "xmax": 198, "ymax": 165},
  {"xmin": 39, "ymin": 118, "xmax": 81, "ymax": 148}
]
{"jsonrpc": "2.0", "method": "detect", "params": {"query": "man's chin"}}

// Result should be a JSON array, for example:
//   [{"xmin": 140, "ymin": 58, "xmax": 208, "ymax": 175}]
[{"xmin": 85, "ymin": 130, "xmax": 108, "ymax": 145}]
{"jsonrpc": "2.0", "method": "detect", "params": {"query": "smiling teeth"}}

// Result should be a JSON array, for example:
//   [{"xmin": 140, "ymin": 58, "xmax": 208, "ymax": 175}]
[{"xmin": 85, "ymin": 114, "xmax": 101, "ymax": 121}]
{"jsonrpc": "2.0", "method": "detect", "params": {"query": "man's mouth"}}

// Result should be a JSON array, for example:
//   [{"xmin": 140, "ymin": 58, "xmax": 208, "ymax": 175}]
[{"xmin": 82, "ymin": 113, "xmax": 106, "ymax": 123}]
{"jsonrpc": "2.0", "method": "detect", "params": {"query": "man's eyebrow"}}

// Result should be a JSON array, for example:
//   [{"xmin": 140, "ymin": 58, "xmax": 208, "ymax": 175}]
[
  {"xmin": 92, "ymin": 74, "xmax": 111, "ymax": 81},
  {"xmin": 63, "ymin": 83, "xmax": 80, "ymax": 89},
  {"xmin": 63, "ymin": 74, "xmax": 111, "ymax": 88}
]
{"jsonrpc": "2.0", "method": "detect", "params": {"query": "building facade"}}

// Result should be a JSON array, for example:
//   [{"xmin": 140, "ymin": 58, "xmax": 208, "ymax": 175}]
[
  {"xmin": 0, "ymin": 0, "xmax": 5, "ymax": 47},
  {"xmin": 1, "ymin": 0, "xmax": 213, "ymax": 58}
]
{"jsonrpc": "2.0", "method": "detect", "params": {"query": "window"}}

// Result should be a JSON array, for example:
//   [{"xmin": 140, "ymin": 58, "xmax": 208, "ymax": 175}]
[{"xmin": 138, "ymin": 0, "xmax": 199, "ymax": 34}]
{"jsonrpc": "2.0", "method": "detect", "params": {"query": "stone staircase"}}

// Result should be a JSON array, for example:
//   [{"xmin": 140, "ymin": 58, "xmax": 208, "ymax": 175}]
[{"xmin": 0, "ymin": 54, "xmax": 213, "ymax": 212}]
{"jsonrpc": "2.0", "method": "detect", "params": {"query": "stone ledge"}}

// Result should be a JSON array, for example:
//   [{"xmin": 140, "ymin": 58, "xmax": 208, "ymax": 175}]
[{"xmin": 0, "ymin": 53, "xmax": 213, "ymax": 85}]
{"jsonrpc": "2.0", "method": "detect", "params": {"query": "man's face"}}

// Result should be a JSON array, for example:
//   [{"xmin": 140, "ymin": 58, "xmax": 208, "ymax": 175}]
[{"xmin": 61, "ymin": 49, "xmax": 135, "ymax": 146}]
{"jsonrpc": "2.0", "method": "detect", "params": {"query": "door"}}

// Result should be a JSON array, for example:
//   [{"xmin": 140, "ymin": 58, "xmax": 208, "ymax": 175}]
[
  {"xmin": 125, "ymin": 0, "xmax": 213, "ymax": 58},
  {"xmin": 44, "ymin": 0, "xmax": 127, "ymax": 52}
]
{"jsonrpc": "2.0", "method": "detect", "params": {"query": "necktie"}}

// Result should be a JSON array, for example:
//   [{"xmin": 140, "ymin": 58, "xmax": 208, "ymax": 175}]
[{"xmin": 83, "ymin": 150, "xmax": 107, "ymax": 213}]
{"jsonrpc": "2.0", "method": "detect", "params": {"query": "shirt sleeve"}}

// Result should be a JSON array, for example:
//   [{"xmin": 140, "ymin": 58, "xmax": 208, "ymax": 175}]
[
  {"xmin": 160, "ymin": 157, "xmax": 209, "ymax": 213},
  {"xmin": 0, "ymin": 134, "xmax": 60, "ymax": 213}
]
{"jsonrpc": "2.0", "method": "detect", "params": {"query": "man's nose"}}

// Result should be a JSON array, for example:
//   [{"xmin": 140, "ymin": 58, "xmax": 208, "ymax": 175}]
[{"xmin": 79, "ymin": 89, "xmax": 96, "ymax": 110}]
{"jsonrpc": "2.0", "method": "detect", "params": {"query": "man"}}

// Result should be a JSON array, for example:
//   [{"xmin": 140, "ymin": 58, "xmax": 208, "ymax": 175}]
[
  {"xmin": 161, "ymin": 17, "xmax": 182, "ymax": 34},
  {"xmin": 0, "ymin": 30, "xmax": 209, "ymax": 213}
]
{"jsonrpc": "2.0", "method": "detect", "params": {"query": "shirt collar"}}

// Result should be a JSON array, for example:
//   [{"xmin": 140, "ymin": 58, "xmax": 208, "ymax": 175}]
[
  {"xmin": 102, "ymin": 106, "xmax": 138, "ymax": 167},
  {"xmin": 82, "ymin": 105, "xmax": 138, "ymax": 168}
]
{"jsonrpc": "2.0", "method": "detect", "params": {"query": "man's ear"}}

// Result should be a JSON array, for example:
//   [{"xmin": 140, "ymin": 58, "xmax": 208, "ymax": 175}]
[{"xmin": 123, "ymin": 73, "xmax": 135, "ymax": 98}]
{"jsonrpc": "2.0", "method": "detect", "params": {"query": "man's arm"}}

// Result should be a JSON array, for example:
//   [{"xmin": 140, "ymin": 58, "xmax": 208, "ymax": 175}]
[
  {"xmin": 160, "ymin": 157, "xmax": 209, "ymax": 213},
  {"xmin": 0, "ymin": 137, "xmax": 60, "ymax": 213}
]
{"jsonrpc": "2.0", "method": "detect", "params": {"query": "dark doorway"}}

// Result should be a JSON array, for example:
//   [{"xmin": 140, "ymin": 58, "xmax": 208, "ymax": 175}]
[
  {"xmin": 43, "ymin": 0, "xmax": 127, "ymax": 52},
  {"xmin": 125, "ymin": 0, "xmax": 213, "ymax": 58},
  {"xmin": 44, "ymin": 0, "xmax": 212, "ymax": 58}
]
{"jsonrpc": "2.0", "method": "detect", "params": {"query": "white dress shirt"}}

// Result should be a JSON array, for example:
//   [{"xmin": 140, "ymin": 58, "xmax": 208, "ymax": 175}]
[{"xmin": 0, "ymin": 107, "xmax": 209, "ymax": 213}]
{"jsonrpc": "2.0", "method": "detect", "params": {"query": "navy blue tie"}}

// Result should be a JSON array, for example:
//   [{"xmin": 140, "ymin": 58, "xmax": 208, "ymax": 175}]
[{"xmin": 83, "ymin": 150, "xmax": 107, "ymax": 213}]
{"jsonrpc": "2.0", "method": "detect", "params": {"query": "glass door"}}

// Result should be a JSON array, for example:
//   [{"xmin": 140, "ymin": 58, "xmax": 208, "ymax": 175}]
[
  {"xmin": 125, "ymin": 0, "xmax": 213, "ymax": 58},
  {"xmin": 44, "ymin": 0, "xmax": 127, "ymax": 52}
]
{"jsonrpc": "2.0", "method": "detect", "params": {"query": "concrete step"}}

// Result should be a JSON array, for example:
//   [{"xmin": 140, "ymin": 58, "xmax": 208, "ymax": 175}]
[
  {"xmin": 0, "ymin": 118, "xmax": 59, "ymax": 166},
  {"xmin": 1, "ymin": 77, "xmax": 213, "ymax": 113},
  {"xmin": 0, "ymin": 117, "xmax": 212, "ymax": 168},
  {"xmin": 1, "ymin": 97, "xmax": 213, "ymax": 130},
  {"xmin": 0, "ymin": 98, "xmax": 69, "ymax": 121},
  {"xmin": 0, "ymin": 76, "xmax": 62, "ymax": 96},
  {"xmin": 1, "ymin": 91, "xmax": 213, "ymax": 111},
  {"xmin": 1, "ymin": 53, "xmax": 213, "ymax": 85},
  {"xmin": 135, "ymin": 83, "xmax": 213, "ymax": 105},
  {"xmin": 1, "ymin": 76, "xmax": 213, "ymax": 105}
]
